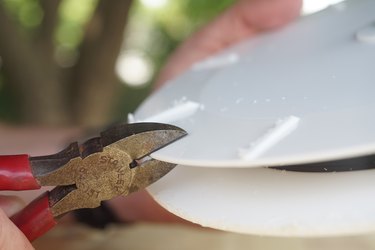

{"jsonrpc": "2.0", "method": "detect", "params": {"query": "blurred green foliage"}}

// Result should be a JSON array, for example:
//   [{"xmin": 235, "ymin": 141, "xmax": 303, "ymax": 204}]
[
  {"xmin": 132, "ymin": 0, "xmax": 234, "ymax": 71},
  {"xmin": 56, "ymin": 0, "xmax": 97, "ymax": 56},
  {"xmin": 115, "ymin": 0, "xmax": 234, "ymax": 120},
  {"xmin": 0, "ymin": 0, "xmax": 234, "ymax": 124},
  {"xmin": 3, "ymin": 0, "xmax": 43, "ymax": 30}
]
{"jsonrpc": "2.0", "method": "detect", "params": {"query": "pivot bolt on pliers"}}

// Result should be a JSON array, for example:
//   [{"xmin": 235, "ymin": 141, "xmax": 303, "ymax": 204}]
[{"xmin": 0, "ymin": 123, "xmax": 186, "ymax": 242}]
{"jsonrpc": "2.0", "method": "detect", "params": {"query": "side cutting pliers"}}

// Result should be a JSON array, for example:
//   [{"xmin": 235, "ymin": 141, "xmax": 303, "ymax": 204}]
[{"xmin": 0, "ymin": 123, "xmax": 186, "ymax": 242}]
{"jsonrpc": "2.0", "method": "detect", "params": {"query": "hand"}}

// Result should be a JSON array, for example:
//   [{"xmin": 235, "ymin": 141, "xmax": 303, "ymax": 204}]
[
  {"xmin": 0, "ymin": 196, "xmax": 34, "ymax": 250},
  {"xmin": 156, "ymin": 0, "xmax": 302, "ymax": 88}
]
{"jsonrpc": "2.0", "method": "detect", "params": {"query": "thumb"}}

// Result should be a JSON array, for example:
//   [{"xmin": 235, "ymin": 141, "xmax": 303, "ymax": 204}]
[
  {"xmin": 156, "ymin": 0, "xmax": 302, "ymax": 87},
  {"xmin": 0, "ymin": 209, "xmax": 35, "ymax": 250}
]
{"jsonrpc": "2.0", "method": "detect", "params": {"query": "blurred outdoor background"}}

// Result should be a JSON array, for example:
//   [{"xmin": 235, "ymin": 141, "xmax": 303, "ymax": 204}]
[
  {"xmin": 0, "ymin": 0, "xmax": 345, "ymax": 129},
  {"xmin": 0, "ymin": 0, "xmax": 236, "ymax": 128},
  {"xmin": 4, "ymin": 1, "xmax": 370, "ymax": 250}
]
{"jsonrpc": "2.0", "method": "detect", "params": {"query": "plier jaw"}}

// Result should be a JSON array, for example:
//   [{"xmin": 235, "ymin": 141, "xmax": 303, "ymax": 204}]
[{"xmin": 0, "ymin": 122, "xmax": 187, "ymax": 241}]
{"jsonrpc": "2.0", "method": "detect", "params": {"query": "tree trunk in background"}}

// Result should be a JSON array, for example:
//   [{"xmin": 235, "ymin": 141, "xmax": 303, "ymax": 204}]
[
  {"xmin": 0, "ymin": 0, "xmax": 132, "ymax": 127},
  {"xmin": 71, "ymin": 0, "xmax": 132, "ymax": 128},
  {"xmin": 36, "ymin": 0, "xmax": 62, "ymax": 66},
  {"xmin": 0, "ymin": 5, "xmax": 68, "ymax": 124}
]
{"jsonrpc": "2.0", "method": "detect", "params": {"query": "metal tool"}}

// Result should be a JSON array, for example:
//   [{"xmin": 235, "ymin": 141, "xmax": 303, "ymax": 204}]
[{"xmin": 0, "ymin": 122, "xmax": 186, "ymax": 241}]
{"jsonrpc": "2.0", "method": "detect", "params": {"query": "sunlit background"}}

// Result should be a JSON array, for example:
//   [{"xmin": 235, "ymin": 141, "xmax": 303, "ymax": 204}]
[
  {"xmin": 303, "ymin": 0, "xmax": 345, "ymax": 14},
  {"xmin": 116, "ymin": 0, "xmax": 348, "ymax": 88},
  {"xmin": 0, "ymin": 0, "xmax": 346, "ymax": 127}
]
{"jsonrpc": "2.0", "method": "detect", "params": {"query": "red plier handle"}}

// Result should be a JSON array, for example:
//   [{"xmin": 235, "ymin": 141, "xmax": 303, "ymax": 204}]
[
  {"xmin": 0, "ymin": 122, "xmax": 187, "ymax": 242},
  {"xmin": 0, "ymin": 155, "xmax": 57, "ymax": 241},
  {"xmin": 0, "ymin": 155, "xmax": 40, "ymax": 190}
]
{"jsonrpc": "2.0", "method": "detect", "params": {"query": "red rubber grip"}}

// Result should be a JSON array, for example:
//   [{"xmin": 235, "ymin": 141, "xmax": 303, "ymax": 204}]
[
  {"xmin": 10, "ymin": 192, "xmax": 57, "ymax": 242},
  {"xmin": 0, "ymin": 155, "xmax": 40, "ymax": 190}
]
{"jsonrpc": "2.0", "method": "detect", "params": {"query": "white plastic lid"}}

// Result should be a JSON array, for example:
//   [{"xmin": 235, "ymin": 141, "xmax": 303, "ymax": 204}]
[{"xmin": 134, "ymin": 0, "xmax": 375, "ymax": 168}]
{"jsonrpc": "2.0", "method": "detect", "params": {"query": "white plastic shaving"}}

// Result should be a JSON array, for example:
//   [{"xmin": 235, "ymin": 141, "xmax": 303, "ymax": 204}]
[
  {"xmin": 192, "ymin": 53, "xmax": 239, "ymax": 71},
  {"xmin": 128, "ymin": 100, "xmax": 202, "ymax": 124},
  {"xmin": 238, "ymin": 116, "xmax": 300, "ymax": 161},
  {"xmin": 127, "ymin": 113, "xmax": 136, "ymax": 123}
]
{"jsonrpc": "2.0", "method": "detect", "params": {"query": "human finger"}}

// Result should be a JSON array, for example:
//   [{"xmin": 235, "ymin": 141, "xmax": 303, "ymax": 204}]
[
  {"xmin": 0, "ymin": 209, "xmax": 34, "ymax": 250},
  {"xmin": 156, "ymin": 0, "xmax": 302, "ymax": 87}
]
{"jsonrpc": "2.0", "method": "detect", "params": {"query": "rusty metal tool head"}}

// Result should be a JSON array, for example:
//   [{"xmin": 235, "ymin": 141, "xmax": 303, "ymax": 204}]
[{"xmin": 29, "ymin": 123, "xmax": 187, "ymax": 217}]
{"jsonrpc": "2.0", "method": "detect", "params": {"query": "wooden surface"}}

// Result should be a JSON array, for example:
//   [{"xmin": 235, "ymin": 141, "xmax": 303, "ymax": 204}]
[{"xmin": 33, "ymin": 223, "xmax": 375, "ymax": 250}]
